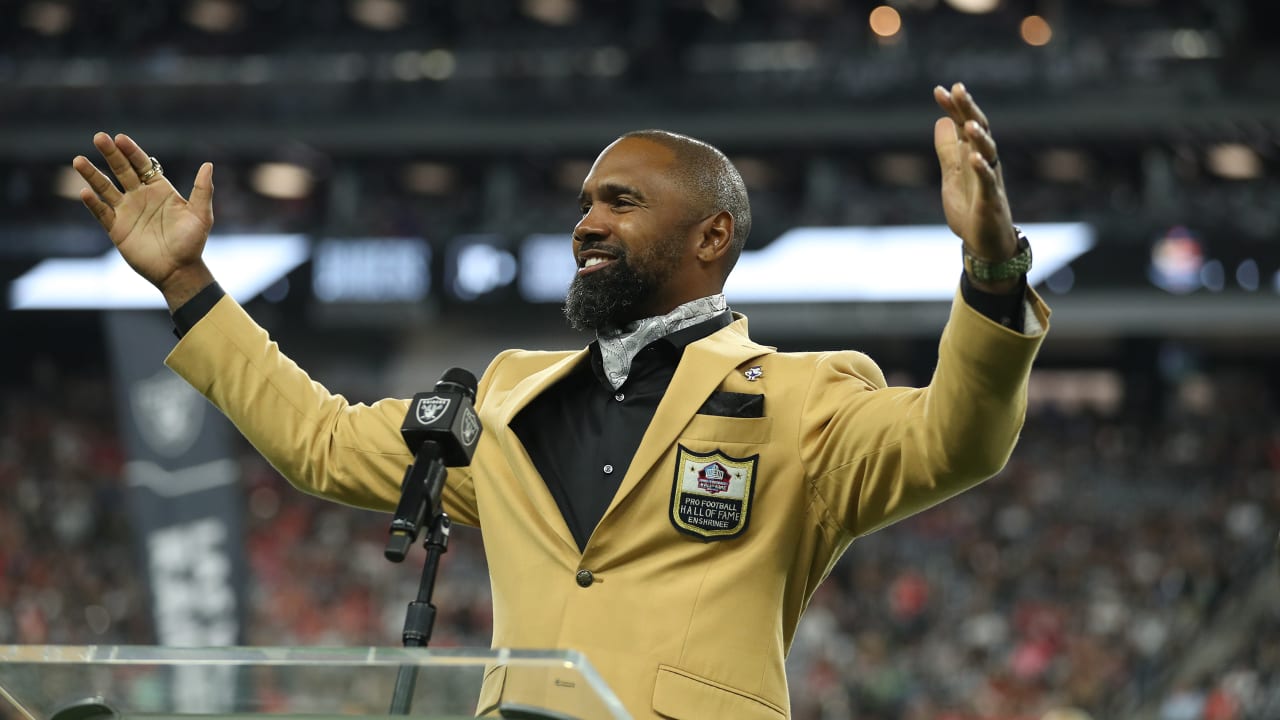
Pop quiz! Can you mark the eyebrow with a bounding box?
[579,181,648,205]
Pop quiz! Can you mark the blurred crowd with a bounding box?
[786,372,1280,719]
[2,363,1277,720]
[0,361,153,648]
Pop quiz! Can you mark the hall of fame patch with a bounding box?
[670,445,758,540]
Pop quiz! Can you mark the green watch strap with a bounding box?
[963,228,1032,282]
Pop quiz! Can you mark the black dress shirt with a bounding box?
[510,312,734,550]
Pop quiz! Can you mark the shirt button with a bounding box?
[614,392,625,402]
[576,569,594,587]
[603,464,614,475]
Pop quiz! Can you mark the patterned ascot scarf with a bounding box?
[596,294,729,390]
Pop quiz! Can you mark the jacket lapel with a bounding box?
[493,349,589,555]
[595,316,773,528]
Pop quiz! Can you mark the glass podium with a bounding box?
[0,646,631,720]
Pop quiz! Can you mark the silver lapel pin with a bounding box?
[744,366,762,381]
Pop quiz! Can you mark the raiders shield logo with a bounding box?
[415,396,451,425]
[460,406,480,447]
[670,445,758,540]
[130,370,206,458]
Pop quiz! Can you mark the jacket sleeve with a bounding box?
[164,295,482,527]
[800,287,1049,538]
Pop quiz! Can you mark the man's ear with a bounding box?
[694,211,734,263]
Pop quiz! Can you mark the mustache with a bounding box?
[577,241,626,260]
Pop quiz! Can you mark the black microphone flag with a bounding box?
[386,367,482,561]
[401,367,481,466]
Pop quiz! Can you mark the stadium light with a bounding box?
[186,0,242,33]
[403,162,456,195]
[723,222,1094,302]
[869,6,903,39]
[21,1,73,36]
[519,223,1095,303]
[1038,149,1090,183]
[9,235,309,310]
[522,0,578,26]
[1206,144,1262,180]
[1020,15,1053,46]
[944,0,1000,14]
[350,0,407,30]
[250,163,313,199]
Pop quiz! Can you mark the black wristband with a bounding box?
[171,281,226,339]
[959,271,1027,333]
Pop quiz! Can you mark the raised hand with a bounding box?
[933,83,1019,290]
[73,133,216,310]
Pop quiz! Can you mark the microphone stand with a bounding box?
[386,443,452,715]
[387,512,451,714]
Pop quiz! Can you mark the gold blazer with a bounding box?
[166,289,1050,719]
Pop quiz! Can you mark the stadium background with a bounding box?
[2,0,1279,718]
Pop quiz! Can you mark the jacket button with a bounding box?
[575,569,594,587]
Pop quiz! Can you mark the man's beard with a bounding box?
[563,237,682,332]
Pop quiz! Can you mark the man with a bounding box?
[74,83,1048,719]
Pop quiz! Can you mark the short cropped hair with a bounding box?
[620,129,752,277]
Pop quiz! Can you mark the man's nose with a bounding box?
[573,209,609,244]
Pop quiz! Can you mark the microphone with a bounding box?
[385,367,482,562]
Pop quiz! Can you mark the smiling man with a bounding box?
[74,83,1048,719]
[564,129,750,334]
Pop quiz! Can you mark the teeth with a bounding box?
[584,257,608,268]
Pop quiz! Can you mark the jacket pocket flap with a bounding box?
[652,665,784,720]
[697,391,765,418]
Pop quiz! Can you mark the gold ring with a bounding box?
[138,156,164,183]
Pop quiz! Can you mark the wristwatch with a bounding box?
[962,227,1032,282]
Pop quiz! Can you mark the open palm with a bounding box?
[932,84,1016,262]
[74,132,214,293]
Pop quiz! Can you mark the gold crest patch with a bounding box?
[670,445,758,540]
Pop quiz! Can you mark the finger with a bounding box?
[114,133,159,182]
[964,120,999,167]
[79,188,117,231]
[72,155,123,207]
[951,83,992,132]
[188,163,215,224]
[93,132,141,191]
[969,151,1002,196]
[933,84,952,112]
[934,117,963,175]
[934,85,967,142]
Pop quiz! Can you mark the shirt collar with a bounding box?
[590,295,731,390]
